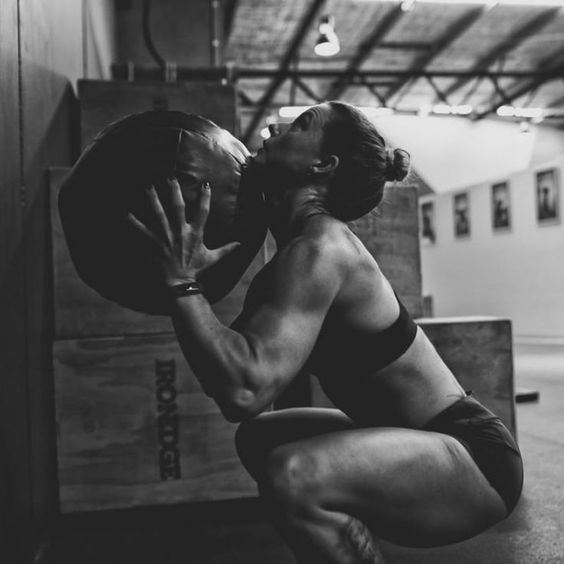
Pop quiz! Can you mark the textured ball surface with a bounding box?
[59,110,267,315]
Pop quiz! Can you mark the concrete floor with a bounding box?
[49,344,564,564]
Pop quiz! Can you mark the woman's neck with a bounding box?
[267,185,329,248]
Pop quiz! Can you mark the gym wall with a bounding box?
[420,154,564,343]
[114,0,216,68]
[0,1,115,562]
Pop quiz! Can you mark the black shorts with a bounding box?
[422,392,523,515]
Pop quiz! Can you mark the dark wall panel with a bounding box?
[115,0,213,68]
[19,0,83,536]
[0,2,33,562]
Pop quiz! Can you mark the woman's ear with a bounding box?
[311,154,339,175]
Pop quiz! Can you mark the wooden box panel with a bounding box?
[417,316,516,436]
[79,80,239,149]
[50,167,266,339]
[350,185,422,317]
[54,333,257,513]
[312,317,516,437]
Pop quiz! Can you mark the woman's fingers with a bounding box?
[167,177,186,229]
[127,212,157,244]
[209,241,241,263]
[136,178,210,245]
[193,182,211,233]
[146,185,174,241]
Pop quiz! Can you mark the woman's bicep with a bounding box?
[238,240,344,387]
[241,305,326,405]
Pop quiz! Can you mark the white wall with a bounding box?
[374,114,564,194]
[84,0,117,80]
[420,154,564,343]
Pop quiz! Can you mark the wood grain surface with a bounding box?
[79,80,239,148]
[417,317,516,436]
[54,334,257,512]
[350,185,423,317]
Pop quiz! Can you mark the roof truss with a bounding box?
[324,4,406,101]
[386,5,487,106]
[441,7,560,102]
[241,0,327,143]
[473,48,564,120]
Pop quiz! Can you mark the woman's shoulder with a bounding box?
[287,216,357,270]
[303,215,378,270]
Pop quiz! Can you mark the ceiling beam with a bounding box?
[236,68,564,80]
[237,105,564,120]
[375,41,431,50]
[441,7,560,102]
[473,49,564,120]
[324,4,405,101]
[110,63,563,82]
[385,5,486,106]
[241,0,327,143]
[294,78,323,104]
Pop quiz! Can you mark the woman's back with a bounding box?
[293,214,467,427]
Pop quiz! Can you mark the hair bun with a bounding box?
[385,148,410,182]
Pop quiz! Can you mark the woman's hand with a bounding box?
[128,177,240,287]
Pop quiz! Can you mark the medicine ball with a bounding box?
[58,110,267,315]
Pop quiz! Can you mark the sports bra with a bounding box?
[237,256,418,373]
[369,292,418,371]
[310,291,418,374]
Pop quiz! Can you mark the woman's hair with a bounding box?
[322,101,410,221]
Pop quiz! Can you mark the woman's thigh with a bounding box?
[235,407,357,479]
[261,424,508,548]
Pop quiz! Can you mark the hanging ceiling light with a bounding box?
[314,15,340,57]
[400,0,417,10]
[496,105,544,119]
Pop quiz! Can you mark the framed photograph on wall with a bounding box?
[420,201,436,245]
[491,181,511,232]
[453,192,470,238]
[536,168,560,225]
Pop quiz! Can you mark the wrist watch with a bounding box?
[168,281,202,299]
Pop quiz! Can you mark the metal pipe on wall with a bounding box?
[210,0,222,68]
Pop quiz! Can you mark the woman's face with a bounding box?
[253,103,334,178]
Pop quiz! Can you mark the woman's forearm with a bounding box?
[127,179,271,420]
[170,294,263,419]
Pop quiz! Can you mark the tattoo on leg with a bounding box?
[340,517,385,564]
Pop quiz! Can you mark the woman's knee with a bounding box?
[262,444,325,516]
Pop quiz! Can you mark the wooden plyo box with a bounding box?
[49,167,266,339]
[417,316,516,436]
[311,317,516,437]
[54,333,257,513]
[50,154,422,512]
[351,185,422,318]
[79,80,239,149]
[50,174,419,338]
